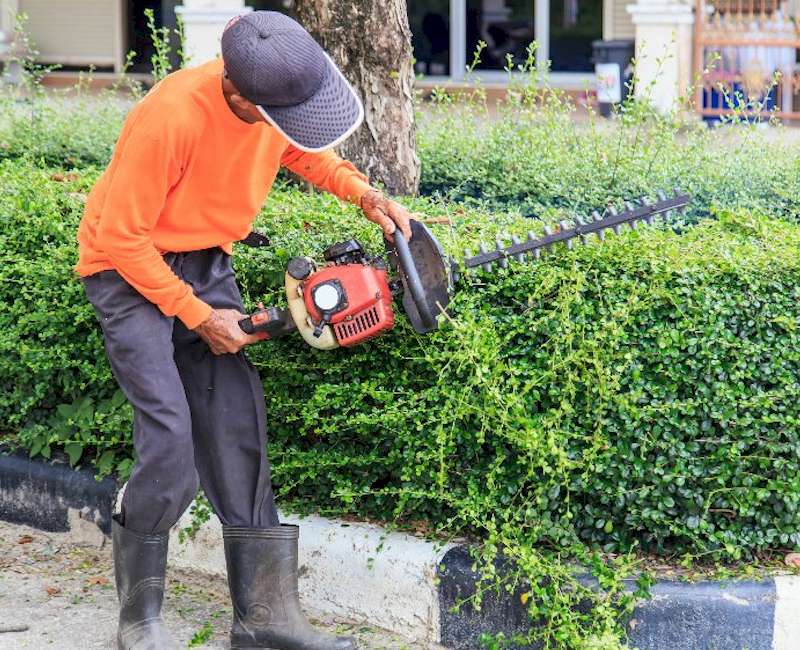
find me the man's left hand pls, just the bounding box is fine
[360,190,413,241]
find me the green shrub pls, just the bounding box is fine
[5,65,800,647]
[0,161,134,474]
[4,162,800,612]
[417,84,800,223]
[3,69,800,229]
[0,91,129,168]
[242,194,800,561]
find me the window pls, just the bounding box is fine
[408,0,451,76]
[549,0,602,72]
[466,0,535,70]
[410,0,604,80]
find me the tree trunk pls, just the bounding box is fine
[294,0,420,196]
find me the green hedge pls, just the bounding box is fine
[4,86,800,228]
[417,92,800,223]
[4,159,800,561]
[5,84,800,647]
[0,92,128,169]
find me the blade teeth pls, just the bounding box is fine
[479,242,492,273]
[464,249,476,272]
[459,193,688,273]
[641,196,655,225]
[511,234,525,262]
[575,216,589,245]
[496,238,508,269]
[558,220,573,249]
[608,206,621,235]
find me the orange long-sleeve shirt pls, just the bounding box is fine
[76,58,372,329]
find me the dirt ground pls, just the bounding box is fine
[0,520,425,650]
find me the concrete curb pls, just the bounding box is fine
[435,547,783,650]
[2,453,799,649]
[168,509,452,645]
[0,451,117,539]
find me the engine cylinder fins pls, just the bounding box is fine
[461,191,691,273]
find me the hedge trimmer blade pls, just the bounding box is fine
[461,191,691,273]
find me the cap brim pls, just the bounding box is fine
[256,52,364,153]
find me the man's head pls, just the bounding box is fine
[221,11,363,152]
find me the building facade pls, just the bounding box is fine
[0,0,637,84]
[8,0,787,119]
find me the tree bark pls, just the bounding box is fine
[294,0,420,196]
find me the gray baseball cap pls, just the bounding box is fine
[221,11,364,152]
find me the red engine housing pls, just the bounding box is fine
[303,264,394,347]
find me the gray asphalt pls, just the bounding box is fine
[0,521,423,649]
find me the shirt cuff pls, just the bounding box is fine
[176,294,213,330]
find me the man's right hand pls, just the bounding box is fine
[194,309,265,355]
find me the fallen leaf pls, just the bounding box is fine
[785,552,800,568]
[45,586,61,597]
[17,535,34,545]
[86,576,109,587]
[50,172,80,182]
[520,592,530,605]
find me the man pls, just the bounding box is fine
[76,11,412,650]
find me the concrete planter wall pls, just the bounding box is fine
[2,453,798,649]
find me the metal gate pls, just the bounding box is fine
[694,0,800,119]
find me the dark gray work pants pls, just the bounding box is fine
[82,248,280,534]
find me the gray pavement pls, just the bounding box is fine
[0,521,422,649]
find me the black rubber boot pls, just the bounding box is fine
[112,516,176,650]
[224,525,357,650]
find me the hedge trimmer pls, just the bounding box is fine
[239,192,691,349]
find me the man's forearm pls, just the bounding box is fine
[281,147,372,204]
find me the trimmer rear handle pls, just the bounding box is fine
[238,306,297,338]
